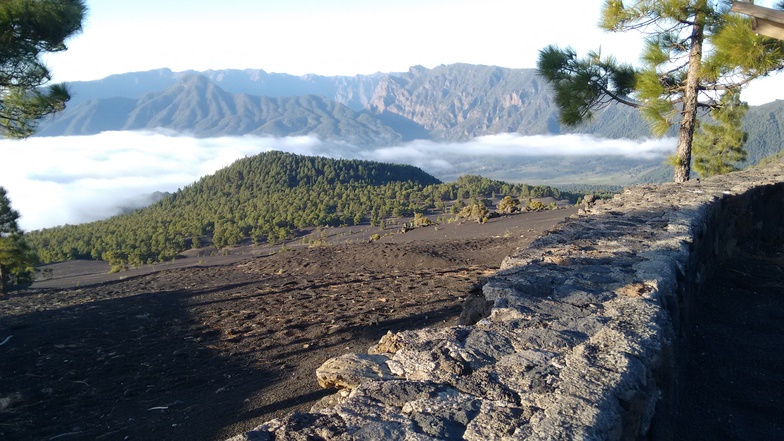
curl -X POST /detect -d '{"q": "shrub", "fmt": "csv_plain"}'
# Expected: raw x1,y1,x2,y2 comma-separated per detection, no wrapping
457,201,489,223
497,196,520,214
412,213,434,227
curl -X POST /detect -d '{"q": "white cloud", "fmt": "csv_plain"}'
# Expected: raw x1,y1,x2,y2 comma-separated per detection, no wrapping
359,134,675,169
0,131,674,231
1,132,322,230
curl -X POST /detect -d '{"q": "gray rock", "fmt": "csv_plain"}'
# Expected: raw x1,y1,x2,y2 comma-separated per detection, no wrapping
360,380,444,408
316,353,401,389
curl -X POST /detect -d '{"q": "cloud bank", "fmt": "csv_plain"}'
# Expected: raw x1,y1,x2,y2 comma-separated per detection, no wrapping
0,131,675,231
357,133,675,174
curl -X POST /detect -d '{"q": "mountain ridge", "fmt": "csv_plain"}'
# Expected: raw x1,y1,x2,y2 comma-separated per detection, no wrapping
36,64,784,184
42,74,406,144
42,64,653,142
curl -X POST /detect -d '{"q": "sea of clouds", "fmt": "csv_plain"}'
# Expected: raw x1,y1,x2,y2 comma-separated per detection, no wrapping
0,131,676,231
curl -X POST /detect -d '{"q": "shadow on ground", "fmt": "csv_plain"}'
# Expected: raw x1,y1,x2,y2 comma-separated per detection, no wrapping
0,288,274,441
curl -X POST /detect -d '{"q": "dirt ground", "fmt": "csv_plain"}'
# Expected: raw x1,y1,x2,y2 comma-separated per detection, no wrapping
0,209,574,441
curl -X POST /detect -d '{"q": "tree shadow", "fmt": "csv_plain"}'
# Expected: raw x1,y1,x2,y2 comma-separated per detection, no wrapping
0,289,279,441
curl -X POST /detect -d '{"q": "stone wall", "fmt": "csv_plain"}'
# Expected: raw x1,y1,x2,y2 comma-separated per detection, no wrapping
230,160,784,440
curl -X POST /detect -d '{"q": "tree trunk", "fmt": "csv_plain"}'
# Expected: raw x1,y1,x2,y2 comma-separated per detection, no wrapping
0,264,7,295
674,7,706,183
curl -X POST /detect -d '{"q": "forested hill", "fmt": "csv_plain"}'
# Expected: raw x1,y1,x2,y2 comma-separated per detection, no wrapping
199,150,440,191
26,151,565,268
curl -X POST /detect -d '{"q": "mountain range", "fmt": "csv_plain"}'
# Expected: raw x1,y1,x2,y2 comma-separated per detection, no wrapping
36,64,658,141
36,64,784,183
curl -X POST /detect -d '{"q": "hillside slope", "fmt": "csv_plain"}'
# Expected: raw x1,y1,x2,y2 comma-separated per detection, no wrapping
25,151,565,266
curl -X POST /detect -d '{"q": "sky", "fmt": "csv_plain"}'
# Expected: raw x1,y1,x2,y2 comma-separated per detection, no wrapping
43,0,783,105
47,0,636,80
4,0,784,230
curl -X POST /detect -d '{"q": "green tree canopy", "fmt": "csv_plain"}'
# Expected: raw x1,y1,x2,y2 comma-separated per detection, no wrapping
0,0,86,138
537,0,784,182
0,187,35,293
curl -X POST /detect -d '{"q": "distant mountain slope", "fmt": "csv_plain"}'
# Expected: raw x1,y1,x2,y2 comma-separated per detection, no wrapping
63,67,385,111
63,68,182,108
42,65,654,141
50,64,647,140
742,100,784,165
368,65,552,139
199,69,386,112
38,96,139,135
41,75,404,145
366,64,663,141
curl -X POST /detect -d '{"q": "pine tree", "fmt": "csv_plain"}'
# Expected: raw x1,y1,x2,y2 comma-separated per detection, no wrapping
0,0,86,138
692,88,748,176
537,0,784,182
0,187,36,293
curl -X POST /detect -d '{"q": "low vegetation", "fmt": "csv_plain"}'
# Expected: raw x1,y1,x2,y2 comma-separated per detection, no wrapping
457,200,491,224
497,195,521,214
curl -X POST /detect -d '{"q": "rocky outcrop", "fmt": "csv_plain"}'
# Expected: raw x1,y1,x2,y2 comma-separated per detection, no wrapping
230,160,784,440
366,64,561,140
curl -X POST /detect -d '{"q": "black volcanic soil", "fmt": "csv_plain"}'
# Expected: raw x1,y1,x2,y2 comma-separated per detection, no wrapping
0,209,574,441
